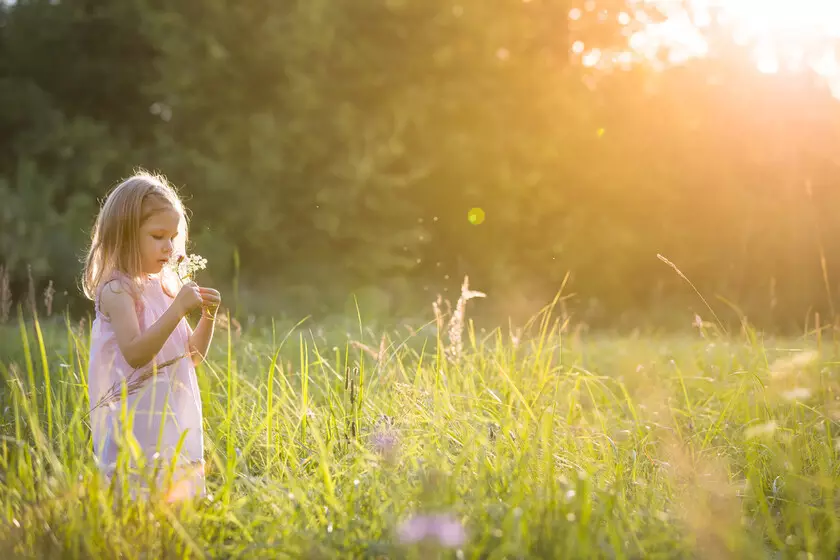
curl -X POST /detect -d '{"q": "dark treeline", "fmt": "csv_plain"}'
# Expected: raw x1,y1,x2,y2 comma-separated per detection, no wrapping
3,0,840,329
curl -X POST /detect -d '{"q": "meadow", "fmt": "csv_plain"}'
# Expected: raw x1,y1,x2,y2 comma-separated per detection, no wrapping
0,284,839,559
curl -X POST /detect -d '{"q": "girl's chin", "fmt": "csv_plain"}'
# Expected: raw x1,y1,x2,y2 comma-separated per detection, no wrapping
144,262,166,274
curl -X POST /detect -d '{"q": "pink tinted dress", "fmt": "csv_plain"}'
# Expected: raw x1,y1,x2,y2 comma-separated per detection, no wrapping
87,272,205,500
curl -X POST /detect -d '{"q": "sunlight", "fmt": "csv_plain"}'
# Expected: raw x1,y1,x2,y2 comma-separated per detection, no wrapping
571,0,840,96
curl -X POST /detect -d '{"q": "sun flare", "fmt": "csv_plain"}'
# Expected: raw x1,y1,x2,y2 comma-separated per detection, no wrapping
571,0,840,95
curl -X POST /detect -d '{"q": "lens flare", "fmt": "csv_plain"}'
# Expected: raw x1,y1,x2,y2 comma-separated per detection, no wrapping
571,0,840,97
468,208,486,225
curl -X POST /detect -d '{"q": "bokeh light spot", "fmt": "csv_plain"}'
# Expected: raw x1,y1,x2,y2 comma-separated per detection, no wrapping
468,208,485,225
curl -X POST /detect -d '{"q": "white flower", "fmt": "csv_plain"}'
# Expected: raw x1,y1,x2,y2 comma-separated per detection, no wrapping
167,253,207,282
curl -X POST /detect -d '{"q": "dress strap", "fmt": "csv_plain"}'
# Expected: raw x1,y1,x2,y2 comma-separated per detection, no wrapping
95,272,145,326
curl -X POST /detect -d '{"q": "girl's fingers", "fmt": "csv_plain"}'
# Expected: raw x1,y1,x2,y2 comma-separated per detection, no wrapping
196,286,221,308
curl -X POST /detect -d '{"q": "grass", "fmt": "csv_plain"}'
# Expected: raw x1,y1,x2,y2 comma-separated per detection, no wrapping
0,294,839,559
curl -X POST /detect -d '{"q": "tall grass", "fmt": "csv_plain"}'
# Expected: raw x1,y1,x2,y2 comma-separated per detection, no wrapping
0,294,839,558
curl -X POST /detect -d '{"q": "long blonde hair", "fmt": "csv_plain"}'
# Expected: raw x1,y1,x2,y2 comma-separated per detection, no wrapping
83,170,188,301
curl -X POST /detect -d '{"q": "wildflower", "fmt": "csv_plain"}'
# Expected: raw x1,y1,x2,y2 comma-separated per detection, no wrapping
167,253,207,283
397,513,466,548
371,429,399,459
370,414,399,460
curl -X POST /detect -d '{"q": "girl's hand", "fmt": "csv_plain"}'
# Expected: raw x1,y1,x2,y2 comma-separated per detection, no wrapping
175,282,203,316
198,287,221,318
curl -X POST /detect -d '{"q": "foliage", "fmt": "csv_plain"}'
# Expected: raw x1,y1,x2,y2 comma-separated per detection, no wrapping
3,0,840,326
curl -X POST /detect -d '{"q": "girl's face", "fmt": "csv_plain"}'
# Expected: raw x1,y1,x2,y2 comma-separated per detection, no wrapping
139,207,182,275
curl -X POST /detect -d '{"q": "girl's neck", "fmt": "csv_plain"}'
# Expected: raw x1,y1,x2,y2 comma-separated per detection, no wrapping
113,268,156,283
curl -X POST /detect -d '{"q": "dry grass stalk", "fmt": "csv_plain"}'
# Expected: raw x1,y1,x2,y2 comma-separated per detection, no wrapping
0,265,10,323
88,353,191,414
350,333,387,369
26,264,36,317
43,280,55,318
432,295,451,336
433,275,485,361
213,309,241,338
344,366,359,440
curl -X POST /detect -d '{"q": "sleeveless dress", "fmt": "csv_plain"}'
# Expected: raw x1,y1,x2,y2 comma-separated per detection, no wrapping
87,272,205,501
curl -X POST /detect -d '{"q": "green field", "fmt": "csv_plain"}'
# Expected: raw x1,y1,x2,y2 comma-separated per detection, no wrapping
1,301,839,559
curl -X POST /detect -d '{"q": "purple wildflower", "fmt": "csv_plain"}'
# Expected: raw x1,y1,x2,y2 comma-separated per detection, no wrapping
397,513,466,548
370,414,399,460
371,429,398,456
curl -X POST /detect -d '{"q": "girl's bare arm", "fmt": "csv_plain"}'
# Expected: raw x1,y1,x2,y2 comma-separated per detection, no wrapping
100,280,202,368
188,287,221,364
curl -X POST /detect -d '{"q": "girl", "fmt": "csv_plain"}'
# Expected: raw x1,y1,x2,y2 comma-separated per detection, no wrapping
83,171,221,503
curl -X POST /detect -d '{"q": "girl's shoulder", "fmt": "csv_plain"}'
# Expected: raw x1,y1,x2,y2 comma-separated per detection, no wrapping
97,271,139,302
96,271,146,321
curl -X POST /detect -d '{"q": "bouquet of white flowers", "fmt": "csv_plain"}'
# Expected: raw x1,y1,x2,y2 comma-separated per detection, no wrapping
167,253,217,318
167,254,207,283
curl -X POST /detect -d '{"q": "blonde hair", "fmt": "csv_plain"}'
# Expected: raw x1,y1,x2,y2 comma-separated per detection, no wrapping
83,170,188,301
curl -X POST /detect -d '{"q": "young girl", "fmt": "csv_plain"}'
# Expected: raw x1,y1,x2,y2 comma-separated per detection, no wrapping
83,171,221,503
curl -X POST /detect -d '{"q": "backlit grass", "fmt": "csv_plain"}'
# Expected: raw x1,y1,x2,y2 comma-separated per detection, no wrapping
0,301,839,558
